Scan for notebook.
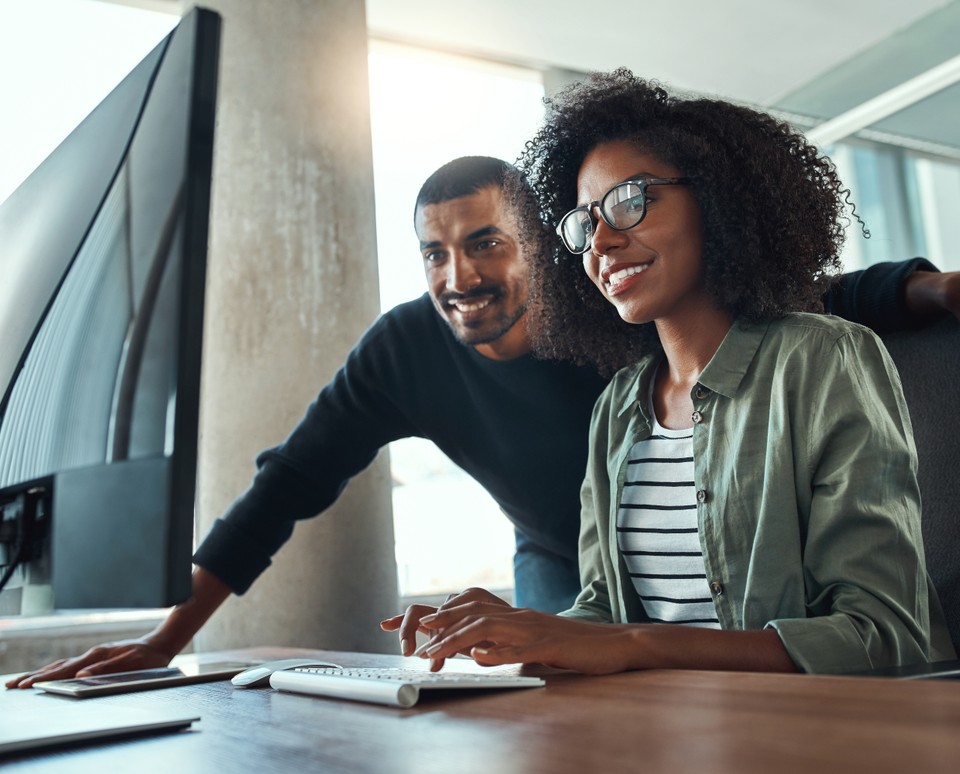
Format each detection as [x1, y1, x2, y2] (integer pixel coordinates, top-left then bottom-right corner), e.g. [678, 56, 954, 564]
[0, 702, 199, 756]
[269, 666, 545, 708]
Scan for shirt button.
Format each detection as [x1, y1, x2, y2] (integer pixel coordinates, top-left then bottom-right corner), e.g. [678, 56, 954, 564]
[695, 386, 710, 400]
[696, 489, 707, 503]
[691, 410, 703, 424]
[709, 581, 725, 596]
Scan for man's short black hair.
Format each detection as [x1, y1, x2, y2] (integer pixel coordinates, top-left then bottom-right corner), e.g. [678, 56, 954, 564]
[414, 156, 516, 221]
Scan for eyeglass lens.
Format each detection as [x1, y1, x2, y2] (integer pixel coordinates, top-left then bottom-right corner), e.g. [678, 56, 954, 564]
[559, 181, 648, 254]
[603, 182, 647, 229]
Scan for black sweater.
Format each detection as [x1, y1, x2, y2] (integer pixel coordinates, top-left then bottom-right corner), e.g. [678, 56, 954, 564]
[194, 258, 937, 593]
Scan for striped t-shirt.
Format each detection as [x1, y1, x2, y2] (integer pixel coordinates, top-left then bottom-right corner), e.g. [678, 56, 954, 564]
[616, 412, 720, 628]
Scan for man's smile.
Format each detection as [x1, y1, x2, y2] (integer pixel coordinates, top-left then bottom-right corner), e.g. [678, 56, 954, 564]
[442, 289, 500, 318]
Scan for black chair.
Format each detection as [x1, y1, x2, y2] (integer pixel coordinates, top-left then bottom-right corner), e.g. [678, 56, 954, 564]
[881, 315, 960, 656]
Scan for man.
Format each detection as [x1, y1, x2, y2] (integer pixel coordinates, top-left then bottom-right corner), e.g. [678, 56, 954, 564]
[7, 156, 958, 685]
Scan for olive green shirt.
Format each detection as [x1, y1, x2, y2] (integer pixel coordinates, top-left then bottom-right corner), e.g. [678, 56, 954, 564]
[563, 313, 955, 674]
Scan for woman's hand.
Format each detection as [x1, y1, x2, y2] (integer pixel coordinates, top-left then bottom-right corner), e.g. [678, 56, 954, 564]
[409, 596, 645, 675]
[380, 587, 511, 671]
[410, 602, 800, 675]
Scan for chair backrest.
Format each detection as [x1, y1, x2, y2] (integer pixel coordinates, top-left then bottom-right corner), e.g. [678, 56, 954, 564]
[881, 316, 960, 651]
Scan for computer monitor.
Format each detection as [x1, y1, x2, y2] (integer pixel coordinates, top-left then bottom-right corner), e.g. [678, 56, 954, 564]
[0, 8, 220, 613]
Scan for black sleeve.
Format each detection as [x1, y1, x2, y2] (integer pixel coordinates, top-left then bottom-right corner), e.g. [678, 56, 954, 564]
[822, 258, 939, 334]
[192, 306, 423, 594]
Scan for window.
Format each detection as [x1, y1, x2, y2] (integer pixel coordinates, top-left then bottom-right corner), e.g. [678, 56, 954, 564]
[830, 141, 960, 272]
[366, 41, 546, 598]
[0, 0, 176, 203]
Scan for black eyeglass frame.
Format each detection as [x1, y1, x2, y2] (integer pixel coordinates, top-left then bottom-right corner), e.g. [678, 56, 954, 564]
[555, 177, 692, 255]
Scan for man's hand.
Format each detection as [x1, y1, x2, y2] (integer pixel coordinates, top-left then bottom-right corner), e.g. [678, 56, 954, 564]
[380, 587, 510, 671]
[904, 270, 960, 322]
[5, 567, 231, 689]
[4, 638, 174, 689]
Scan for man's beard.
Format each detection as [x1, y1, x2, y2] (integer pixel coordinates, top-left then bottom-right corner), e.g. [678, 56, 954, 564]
[438, 286, 527, 346]
[453, 303, 527, 345]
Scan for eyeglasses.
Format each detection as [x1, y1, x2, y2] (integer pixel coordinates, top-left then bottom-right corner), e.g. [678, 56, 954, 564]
[555, 177, 691, 255]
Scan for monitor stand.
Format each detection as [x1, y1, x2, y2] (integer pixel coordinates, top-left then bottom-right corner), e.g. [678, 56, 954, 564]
[0, 483, 52, 615]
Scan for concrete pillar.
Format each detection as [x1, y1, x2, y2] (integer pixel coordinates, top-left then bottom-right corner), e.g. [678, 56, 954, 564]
[183, 0, 398, 654]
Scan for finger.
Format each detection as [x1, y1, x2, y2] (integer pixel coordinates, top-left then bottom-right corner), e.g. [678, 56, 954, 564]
[379, 614, 404, 632]
[470, 644, 526, 667]
[420, 611, 542, 663]
[4, 659, 68, 689]
[429, 592, 468, 621]
[75, 650, 161, 677]
[397, 605, 438, 657]
[7, 657, 91, 688]
[437, 588, 508, 613]
[414, 616, 500, 661]
[419, 599, 510, 632]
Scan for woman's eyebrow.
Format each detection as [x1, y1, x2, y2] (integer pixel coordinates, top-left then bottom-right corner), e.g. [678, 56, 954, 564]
[577, 172, 659, 205]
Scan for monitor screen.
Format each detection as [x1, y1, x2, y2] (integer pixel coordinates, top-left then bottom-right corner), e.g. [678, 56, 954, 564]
[0, 8, 220, 613]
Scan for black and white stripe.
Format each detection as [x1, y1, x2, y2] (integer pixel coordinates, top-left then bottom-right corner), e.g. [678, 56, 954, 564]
[617, 419, 719, 628]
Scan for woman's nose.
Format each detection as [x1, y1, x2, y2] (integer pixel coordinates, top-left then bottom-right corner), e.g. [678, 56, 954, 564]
[589, 209, 629, 256]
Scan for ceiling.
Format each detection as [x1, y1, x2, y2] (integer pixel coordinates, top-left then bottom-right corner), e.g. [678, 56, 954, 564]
[364, 0, 960, 154]
[125, 0, 960, 154]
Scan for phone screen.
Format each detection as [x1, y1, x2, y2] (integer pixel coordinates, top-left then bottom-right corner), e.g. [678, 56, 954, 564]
[33, 661, 255, 697]
[68, 667, 186, 686]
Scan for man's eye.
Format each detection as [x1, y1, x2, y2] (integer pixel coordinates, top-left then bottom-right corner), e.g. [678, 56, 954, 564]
[475, 239, 499, 251]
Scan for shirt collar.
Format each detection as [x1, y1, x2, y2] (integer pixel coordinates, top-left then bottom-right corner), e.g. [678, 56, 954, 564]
[614, 318, 772, 417]
[616, 351, 662, 419]
[698, 319, 771, 399]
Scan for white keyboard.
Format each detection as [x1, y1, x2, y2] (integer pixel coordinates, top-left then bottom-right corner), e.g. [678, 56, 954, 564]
[269, 666, 545, 708]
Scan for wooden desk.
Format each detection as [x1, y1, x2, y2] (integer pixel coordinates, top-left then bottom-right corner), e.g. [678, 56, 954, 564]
[3, 646, 960, 773]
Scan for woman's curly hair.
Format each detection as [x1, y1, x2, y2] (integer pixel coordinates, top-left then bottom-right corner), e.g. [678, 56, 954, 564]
[510, 69, 855, 377]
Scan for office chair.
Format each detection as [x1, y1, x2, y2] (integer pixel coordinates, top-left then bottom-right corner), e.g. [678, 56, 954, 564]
[881, 315, 960, 653]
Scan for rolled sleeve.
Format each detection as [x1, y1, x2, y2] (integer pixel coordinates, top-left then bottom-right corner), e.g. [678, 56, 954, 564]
[771, 327, 932, 673]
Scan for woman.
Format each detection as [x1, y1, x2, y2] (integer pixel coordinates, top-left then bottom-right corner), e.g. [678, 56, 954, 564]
[381, 70, 954, 675]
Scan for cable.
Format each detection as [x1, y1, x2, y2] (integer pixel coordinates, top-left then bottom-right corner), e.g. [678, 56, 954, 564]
[0, 486, 47, 595]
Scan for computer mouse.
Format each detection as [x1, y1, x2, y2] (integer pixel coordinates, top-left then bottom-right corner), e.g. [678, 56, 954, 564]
[231, 658, 342, 688]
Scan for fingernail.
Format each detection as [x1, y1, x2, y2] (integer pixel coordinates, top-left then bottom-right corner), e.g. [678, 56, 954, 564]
[400, 638, 412, 656]
[420, 614, 437, 624]
[413, 640, 443, 658]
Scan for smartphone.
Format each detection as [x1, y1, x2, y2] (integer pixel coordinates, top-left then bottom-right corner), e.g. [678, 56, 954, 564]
[33, 661, 256, 698]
